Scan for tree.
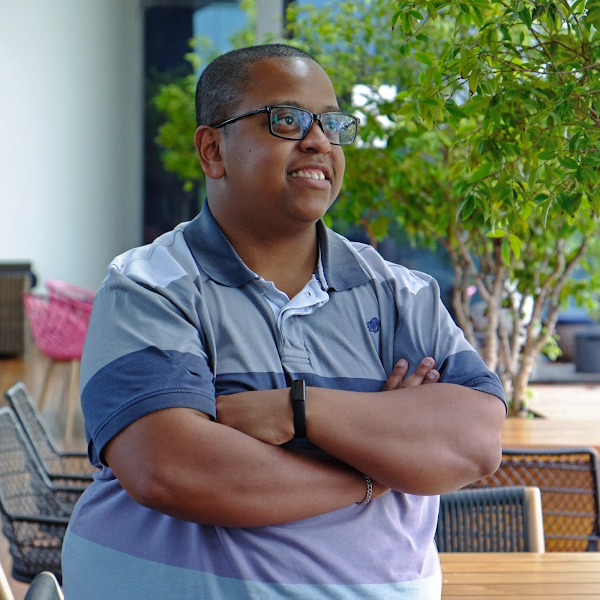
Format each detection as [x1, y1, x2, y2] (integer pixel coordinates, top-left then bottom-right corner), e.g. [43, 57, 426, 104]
[153, 0, 600, 415]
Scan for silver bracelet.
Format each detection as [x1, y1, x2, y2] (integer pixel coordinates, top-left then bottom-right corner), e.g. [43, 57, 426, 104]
[356, 475, 373, 506]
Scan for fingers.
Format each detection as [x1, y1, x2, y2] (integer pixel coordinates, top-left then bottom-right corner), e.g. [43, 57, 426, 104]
[399, 357, 440, 388]
[422, 369, 440, 385]
[382, 359, 409, 391]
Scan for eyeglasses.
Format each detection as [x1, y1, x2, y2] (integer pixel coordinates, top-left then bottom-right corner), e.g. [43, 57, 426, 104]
[212, 105, 360, 146]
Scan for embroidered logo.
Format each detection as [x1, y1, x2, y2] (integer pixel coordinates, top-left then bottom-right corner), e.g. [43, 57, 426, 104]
[367, 317, 381, 333]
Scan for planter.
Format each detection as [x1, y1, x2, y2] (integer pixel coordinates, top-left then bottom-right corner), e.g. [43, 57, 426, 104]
[575, 330, 600, 373]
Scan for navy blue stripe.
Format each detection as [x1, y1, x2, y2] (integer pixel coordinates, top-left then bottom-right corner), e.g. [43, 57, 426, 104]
[82, 348, 216, 464]
[184, 202, 258, 288]
[216, 371, 385, 395]
[440, 350, 507, 405]
[316, 220, 370, 291]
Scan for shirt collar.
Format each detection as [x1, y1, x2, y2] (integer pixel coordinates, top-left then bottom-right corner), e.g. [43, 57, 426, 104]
[183, 200, 369, 291]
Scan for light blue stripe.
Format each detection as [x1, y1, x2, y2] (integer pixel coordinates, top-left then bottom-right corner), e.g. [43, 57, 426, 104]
[62, 531, 442, 600]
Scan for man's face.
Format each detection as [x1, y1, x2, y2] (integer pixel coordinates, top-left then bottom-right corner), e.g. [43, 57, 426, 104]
[215, 57, 346, 235]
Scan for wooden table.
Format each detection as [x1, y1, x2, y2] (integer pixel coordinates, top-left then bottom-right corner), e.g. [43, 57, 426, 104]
[501, 417, 600, 454]
[440, 552, 600, 598]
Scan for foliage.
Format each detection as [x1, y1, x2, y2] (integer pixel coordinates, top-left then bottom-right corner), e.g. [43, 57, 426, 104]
[153, 0, 258, 193]
[286, 0, 600, 414]
[153, 38, 220, 192]
[151, 0, 600, 414]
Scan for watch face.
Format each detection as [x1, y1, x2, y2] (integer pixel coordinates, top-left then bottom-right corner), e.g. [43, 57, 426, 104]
[291, 380, 307, 438]
[292, 379, 306, 400]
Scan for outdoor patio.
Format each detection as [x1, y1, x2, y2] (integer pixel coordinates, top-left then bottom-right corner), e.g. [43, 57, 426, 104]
[1, 342, 599, 598]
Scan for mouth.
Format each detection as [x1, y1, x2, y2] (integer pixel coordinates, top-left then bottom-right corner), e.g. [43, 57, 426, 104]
[289, 168, 329, 182]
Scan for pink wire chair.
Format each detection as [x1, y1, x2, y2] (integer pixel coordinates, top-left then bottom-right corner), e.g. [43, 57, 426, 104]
[22, 282, 96, 443]
[46, 280, 95, 312]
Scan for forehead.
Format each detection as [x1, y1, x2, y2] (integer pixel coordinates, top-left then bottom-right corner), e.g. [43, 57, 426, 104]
[240, 57, 339, 113]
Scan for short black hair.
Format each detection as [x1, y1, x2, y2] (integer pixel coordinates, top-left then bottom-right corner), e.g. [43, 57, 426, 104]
[195, 44, 320, 127]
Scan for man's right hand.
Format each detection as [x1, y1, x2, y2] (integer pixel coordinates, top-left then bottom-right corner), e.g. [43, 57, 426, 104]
[382, 357, 440, 391]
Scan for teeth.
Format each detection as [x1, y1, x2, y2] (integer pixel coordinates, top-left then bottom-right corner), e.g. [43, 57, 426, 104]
[291, 170, 326, 180]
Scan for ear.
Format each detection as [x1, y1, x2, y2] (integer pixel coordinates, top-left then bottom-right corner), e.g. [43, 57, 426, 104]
[194, 126, 225, 180]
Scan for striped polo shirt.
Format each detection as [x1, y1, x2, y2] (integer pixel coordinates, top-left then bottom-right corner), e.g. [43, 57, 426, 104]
[62, 203, 506, 599]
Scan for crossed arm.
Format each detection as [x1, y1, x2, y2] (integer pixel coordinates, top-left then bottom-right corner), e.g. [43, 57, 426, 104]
[104, 358, 505, 528]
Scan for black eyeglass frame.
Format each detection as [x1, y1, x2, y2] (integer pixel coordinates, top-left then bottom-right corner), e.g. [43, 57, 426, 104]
[211, 105, 360, 146]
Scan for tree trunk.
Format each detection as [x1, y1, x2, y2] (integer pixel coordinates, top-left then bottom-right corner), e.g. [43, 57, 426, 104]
[511, 352, 537, 416]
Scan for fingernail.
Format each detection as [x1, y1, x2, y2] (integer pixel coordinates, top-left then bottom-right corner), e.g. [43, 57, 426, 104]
[428, 372, 436, 379]
[423, 358, 433, 367]
[397, 359, 407, 367]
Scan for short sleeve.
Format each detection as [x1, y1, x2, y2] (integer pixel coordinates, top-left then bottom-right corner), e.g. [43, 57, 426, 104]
[81, 267, 216, 466]
[393, 272, 507, 410]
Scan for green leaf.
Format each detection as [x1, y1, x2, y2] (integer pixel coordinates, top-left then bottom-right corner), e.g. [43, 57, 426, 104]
[398, 43, 411, 58]
[569, 0, 585, 15]
[509, 234, 522, 259]
[449, 161, 466, 181]
[400, 11, 412, 34]
[501, 238, 510, 264]
[413, 51, 433, 66]
[487, 229, 507, 238]
[397, 101, 414, 115]
[542, 197, 552, 228]
[558, 156, 578, 169]
[528, 168, 538, 190]
[457, 194, 476, 220]
[534, 193, 549, 203]
[445, 102, 467, 119]
[468, 68, 481, 94]
[519, 7, 532, 28]
[587, 7, 600, 23]
[537, 150, 555, 160]
[556, 191, 583, 215]
[470, 162, 494, 182]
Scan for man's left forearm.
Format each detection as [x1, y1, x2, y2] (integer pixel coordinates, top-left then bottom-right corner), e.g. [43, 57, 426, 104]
[305, 384, 505, 495]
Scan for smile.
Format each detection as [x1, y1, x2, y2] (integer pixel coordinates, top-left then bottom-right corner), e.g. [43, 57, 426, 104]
[290, 170, 326, 181]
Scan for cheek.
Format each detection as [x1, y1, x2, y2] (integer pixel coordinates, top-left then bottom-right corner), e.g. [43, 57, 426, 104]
[333, 149, 346, 195]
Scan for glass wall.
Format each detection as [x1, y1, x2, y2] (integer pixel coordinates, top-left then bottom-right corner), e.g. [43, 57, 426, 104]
[193, 3, 247, 55]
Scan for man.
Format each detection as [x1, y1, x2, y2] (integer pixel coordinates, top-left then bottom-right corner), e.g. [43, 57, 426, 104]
[62, 44, 506, 598]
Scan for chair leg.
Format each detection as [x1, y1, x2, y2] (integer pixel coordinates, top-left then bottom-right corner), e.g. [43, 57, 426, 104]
[0, 562, 15, 600]
[38, 359, 55, 412]
[64, 359, 80, 444]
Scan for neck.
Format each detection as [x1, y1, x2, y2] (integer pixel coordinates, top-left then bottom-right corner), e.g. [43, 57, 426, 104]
[215, 215, 320, 299]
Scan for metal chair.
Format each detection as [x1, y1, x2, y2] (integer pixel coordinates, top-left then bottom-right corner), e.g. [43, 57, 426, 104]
[4, 382, 94, 488]
[23, 572, 64, 600]
[466, 447, 600, 551]
[436, 486, 545, 552]
[0, 562, 14, 600]
[0, 407, 74, 583]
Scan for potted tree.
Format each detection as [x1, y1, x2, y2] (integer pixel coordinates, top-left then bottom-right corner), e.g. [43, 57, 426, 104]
[154, 0, 600, 415]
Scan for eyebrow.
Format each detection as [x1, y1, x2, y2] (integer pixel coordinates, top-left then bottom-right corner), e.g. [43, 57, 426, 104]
[272, 100, 342, 113]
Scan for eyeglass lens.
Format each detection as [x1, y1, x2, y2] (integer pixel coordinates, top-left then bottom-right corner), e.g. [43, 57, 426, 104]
[270, 107, 356, 145]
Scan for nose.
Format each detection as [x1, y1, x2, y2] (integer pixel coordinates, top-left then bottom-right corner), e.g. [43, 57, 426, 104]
[299, 119, 331, 153]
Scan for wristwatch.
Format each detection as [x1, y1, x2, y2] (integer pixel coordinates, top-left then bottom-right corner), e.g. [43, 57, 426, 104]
[291, 379, 306, 438]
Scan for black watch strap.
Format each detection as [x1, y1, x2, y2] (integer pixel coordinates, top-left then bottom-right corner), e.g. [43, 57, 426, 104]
[291, 379, 306, 438]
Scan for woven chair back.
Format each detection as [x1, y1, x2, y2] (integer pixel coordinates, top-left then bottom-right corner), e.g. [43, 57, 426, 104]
[0, 408, 71, 583]
[4, 383, 94, 486]
[466, 447, 600, 551]
[436, 486, 544, 552]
